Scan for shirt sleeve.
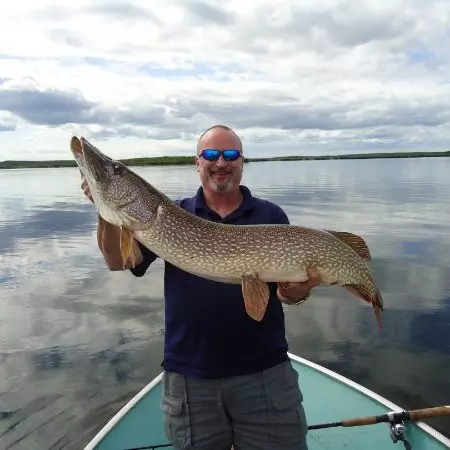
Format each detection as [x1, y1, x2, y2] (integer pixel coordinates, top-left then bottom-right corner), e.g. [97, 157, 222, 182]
[129, 240, 158, 277]
[271, 204, 290, 225]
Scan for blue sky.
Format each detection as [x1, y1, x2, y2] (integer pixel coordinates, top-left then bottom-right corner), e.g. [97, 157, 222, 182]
[0, 0, 449, 161]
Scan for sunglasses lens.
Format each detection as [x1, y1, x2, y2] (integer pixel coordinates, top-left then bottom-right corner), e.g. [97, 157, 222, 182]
[201, 149, 220, 161]
[200, 149, 241, 161]
[223, 149, 241, 161]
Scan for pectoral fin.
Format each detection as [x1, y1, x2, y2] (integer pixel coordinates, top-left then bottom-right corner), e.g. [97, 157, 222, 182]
[242, 275, 270, 322]
[344, 284, 384, 330]
[119, 227, 137, 268]
[326, 230, 372, 261]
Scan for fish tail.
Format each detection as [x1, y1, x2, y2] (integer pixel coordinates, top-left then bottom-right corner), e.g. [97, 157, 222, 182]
[373, 287, 384, 330]
[344, 284, 384, 330]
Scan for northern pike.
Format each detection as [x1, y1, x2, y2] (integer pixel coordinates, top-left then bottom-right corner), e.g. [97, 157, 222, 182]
[70, 136, 384, 327]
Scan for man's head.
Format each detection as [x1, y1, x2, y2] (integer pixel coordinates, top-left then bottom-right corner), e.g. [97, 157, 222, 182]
[195, 124, 244, 194]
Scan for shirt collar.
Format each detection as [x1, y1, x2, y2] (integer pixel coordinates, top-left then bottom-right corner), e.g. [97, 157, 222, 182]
[193, 185, 255, 216]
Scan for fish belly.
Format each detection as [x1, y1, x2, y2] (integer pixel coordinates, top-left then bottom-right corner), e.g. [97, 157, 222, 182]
[188, 268, 310, 285]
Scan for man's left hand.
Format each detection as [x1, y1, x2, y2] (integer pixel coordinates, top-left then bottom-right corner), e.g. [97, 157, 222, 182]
[277, 269, 322, 305]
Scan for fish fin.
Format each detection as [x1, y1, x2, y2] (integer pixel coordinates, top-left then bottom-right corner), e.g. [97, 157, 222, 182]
[344, 284, 384, 330]
[119, 227, 137, 268]
[325, 230, 372, 261]
[242, 276, 270, 322]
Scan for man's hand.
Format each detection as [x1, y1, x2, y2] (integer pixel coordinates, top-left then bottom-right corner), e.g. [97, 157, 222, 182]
[81, 172, 94, 203]
[277, 269, 322, 305]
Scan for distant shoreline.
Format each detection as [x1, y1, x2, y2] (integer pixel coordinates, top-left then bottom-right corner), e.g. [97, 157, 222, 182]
[1, 150, 449, 169]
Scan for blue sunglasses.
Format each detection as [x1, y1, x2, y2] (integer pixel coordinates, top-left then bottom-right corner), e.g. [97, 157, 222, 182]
[199, 148, 242, 162]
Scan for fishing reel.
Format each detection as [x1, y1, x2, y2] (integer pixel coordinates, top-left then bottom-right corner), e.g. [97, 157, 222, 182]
[388, 417, 412, 449]
[389, 422, 405, 442]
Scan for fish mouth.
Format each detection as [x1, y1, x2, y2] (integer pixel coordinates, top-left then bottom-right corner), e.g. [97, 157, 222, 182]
[70, 136, 85, 170]
[70, 136, 113, 184]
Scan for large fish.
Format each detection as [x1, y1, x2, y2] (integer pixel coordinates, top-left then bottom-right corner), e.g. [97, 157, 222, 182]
[70, 136, 384, 327]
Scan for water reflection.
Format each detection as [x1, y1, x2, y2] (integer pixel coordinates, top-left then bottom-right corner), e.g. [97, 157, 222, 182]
[0, 203, 96, 253]
[0, 158, 449, 448]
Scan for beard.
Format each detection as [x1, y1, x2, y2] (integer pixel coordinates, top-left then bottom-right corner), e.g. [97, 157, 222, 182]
[207, 169, 237, 193]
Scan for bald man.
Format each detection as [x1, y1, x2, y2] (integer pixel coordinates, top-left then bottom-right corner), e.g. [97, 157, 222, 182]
[83, 125, 315, 449]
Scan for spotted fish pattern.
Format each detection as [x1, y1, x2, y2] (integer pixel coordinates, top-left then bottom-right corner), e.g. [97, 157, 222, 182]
[70, 136, 384, 328]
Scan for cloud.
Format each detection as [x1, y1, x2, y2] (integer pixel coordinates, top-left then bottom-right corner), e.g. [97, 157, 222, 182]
[0, 123, 16, 132]
[0, 0, 449, 160]
[0, 79, 167, 127]
[46, 28, 89, 49]
[0, 85, 99, 126]
[185, 0, 235, 25]
[172, 96, 450, 131]
[86, 2, 157, 22]
[85, 124, 184, 140]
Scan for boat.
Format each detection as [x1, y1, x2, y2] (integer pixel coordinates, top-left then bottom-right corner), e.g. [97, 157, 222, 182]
[84, 352, 450, 449]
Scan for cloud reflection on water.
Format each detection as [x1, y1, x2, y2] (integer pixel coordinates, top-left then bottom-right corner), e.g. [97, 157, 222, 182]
[0, 157, 449, 447]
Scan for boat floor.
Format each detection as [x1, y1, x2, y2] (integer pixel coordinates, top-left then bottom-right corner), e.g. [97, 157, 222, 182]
[85, 353, 450, 449]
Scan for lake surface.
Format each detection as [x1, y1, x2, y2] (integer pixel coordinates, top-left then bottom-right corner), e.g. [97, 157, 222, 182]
[0, 157, 449, 449]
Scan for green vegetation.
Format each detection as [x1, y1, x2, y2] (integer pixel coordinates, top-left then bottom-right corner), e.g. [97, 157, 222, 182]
[248, 150, 450, 162]
[0, 156, 196, 169]
[1, 150, 449, 169]
[121, 156, 195, 166]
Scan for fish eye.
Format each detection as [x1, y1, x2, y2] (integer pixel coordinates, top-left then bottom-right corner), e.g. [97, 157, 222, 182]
[113, 163, 125, 175]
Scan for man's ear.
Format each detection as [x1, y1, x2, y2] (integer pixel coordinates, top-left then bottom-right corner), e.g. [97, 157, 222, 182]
[195, 155, 200, 172]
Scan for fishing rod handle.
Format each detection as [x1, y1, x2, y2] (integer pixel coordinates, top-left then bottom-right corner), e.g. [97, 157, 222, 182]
[343, 405, 450, 427]
[343, 416, 378, 427]
[410, 406, 450, 420]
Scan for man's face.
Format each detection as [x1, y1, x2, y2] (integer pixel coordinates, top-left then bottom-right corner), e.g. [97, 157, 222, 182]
[196, 128, 244, 194]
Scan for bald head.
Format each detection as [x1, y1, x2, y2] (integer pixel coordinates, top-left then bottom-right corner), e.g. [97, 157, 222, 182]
[196, 125, 242, 155]
[195, 124, 244, 195]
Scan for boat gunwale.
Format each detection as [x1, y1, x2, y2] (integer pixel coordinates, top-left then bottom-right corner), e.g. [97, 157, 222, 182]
[84, 353, 450, 449]
[84, 372, 164, 450]
[288, 352, 450, 447]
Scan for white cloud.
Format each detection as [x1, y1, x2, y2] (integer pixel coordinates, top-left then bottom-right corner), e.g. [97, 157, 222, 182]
[0, 0, 449, 160]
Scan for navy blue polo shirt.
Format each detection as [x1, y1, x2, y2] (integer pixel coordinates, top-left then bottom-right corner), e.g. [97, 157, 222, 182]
[130, 185, 290, 378]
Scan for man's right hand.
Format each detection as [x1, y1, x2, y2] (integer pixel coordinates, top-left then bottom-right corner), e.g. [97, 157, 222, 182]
[81, 175, 94, 203]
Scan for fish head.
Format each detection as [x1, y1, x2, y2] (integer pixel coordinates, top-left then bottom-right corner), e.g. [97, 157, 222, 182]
[70, 136, 158, 230]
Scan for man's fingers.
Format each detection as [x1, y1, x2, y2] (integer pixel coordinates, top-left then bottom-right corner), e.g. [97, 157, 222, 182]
[306, 268, 322, 287]
[81, 179, 94, 203]
[278, 279, 312, 289]
[279, 269, 321, 288]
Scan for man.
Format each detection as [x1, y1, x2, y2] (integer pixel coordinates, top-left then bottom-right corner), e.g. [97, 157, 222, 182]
[82, 125, 320, 449]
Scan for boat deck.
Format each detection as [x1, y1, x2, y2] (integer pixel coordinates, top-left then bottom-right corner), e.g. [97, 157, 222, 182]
[85, 353, 450, 449]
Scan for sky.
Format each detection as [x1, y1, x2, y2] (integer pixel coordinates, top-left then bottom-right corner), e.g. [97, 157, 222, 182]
[0, 0, 449, 161]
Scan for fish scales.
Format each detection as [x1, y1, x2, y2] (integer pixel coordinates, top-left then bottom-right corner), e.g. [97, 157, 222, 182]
[134, 201, 373, 286]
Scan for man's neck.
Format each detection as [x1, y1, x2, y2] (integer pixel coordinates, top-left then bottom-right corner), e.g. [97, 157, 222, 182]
[203, 187, 243, 218]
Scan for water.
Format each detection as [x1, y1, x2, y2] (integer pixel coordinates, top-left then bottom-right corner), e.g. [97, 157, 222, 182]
[0, 158, 449, 449]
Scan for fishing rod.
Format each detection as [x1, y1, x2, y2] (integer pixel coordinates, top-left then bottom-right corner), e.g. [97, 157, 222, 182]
[123, 445, 171, 450]
[308, 405, 450, 450]
[123, 406, 450, 450]
[307, 405, 450, 430]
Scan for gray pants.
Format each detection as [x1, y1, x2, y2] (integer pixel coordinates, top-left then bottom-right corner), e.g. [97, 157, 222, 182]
[160, 360, 308, 449]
